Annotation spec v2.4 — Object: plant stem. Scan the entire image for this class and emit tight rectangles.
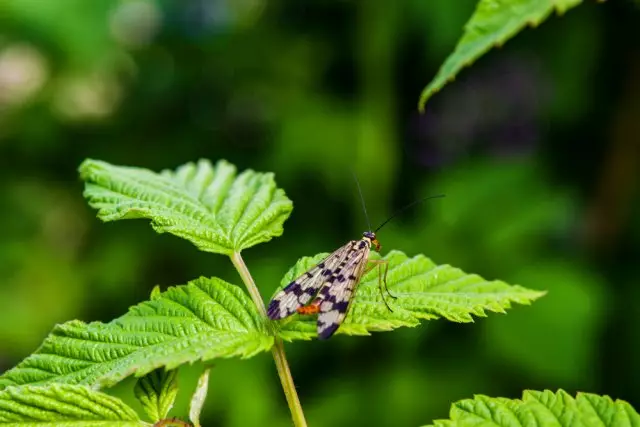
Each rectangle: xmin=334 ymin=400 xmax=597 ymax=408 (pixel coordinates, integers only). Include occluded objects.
xmin=231 ymin=252 xmax=308 ymax=427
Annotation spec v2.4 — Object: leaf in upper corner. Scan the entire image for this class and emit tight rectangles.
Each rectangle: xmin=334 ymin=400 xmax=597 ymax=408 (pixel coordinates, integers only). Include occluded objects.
xmin=423 ymin=389 xmax=640 ymax=427
xmin=0 ymin=383 xmax=142 ymax=426
xmin=273 ymin=250 xmax=545 ymax=341
xmin=418 ymin=0 xmax=586 ymax=111
xmin=79 ymin=159 xmax=293 ymax=255
xmin=189 ymin=368 xmax=210 ymax=427
xmin=0 ymin=277 xmax=273 ymax=390
xmin=134 ymin=368 xmax=178 ymax=423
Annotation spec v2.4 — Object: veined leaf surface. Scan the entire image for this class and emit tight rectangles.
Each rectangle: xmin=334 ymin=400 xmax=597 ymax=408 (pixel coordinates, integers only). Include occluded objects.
xmin=134 ymin=368 xmax=178 ymax=423
xmin=80 ymin=159 xmax=293 ymax=255
xmin=0 ymin=278 xmax=273 ymax=389
xmin=274 ymin=250 xmax=545 ymax=340
xmin=0 ymin=384 xmax=141 ymax=426
xmin=424 ymin=389 xmax=640 ymax=427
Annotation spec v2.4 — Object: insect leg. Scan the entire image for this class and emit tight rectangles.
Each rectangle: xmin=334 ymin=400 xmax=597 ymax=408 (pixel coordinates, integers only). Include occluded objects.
xmin=381 ymin=259 xmax=395 ymax=299
xmin=367 ymin=259 xmax=395 ymax=298
xmin=367 ymin=259 xmax=394 ymax=312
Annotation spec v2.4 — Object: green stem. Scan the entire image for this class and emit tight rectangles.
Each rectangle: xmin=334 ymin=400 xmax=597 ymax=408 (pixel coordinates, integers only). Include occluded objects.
xmin=230 ymin=252 xmax=308 ymax=427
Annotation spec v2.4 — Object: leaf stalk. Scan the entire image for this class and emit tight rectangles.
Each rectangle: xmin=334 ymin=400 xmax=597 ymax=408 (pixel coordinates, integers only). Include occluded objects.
xmin=230 ymin=252 xmax=308 ymax=427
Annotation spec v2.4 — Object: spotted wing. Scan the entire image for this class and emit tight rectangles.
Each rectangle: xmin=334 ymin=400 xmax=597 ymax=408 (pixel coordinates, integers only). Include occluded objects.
xmin=315 ymin=239 xmax=371 ymax=339
xmin=266 ymin=241 xmax=357 ymax=320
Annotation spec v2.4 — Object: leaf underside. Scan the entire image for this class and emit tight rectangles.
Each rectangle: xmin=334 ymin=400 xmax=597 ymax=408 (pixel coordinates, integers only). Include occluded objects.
xmin=134 ymin=368 xmax=178 ymax=423
xmin=0 ymin=384 xmax=141 ymax=426
xmin=79 ymin=158 xmax=293 ymax=255
xmin=424 ymin=389 xmax=640 ymax=427
xmin=189 ymin=368 xmax=211 ymax=427
xmin=419 ymin=0 xmax=584 ymax=110
xmin=0 ymin=278 xmax=273 ymax=390
xmin=273 ymin=250 xmax=545 ymax=341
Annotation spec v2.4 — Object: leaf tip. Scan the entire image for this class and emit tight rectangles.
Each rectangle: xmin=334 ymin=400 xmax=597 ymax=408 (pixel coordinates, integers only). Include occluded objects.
xmin=418 ymin=88 xmax=432 ymax=112
xmin=78 ymin=158 xmax=99 ymax=179
xmin=150 ymin=285 xmax=162 ymax=299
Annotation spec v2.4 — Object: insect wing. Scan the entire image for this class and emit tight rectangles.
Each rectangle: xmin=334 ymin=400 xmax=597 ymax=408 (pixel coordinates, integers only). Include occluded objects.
xmin=315 ymin=240 xmax=371 ymax=339
xmin=266 ymin=241 xmax=356 ymax=320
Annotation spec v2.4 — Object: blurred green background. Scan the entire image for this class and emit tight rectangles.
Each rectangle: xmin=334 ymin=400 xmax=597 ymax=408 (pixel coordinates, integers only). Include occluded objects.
xmin=1 ymin=0 xmax=639 ymax=425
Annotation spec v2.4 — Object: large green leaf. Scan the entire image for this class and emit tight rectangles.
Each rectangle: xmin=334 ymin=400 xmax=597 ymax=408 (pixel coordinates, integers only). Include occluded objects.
xmin=0 ymin=278 xmax=273 ymax=390
xmin=134 ymin=368 xmax=178 ymax=423
xmin=79 ymin=159 xmax=293 ymax=255
xmin=418 ymin=0 xmax=584 ymax=110
xmin=273 ymin=250 xmax=545 ymax=341
xmin=0 ymin=384 xmax=142 ymax=426
xmin=424 ymin=389 xmax=640 ymax=427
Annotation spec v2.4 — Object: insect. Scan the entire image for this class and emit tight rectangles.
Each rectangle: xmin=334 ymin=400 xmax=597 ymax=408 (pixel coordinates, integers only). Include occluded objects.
xmin=267 ymin=178 xmax=444 ymax=340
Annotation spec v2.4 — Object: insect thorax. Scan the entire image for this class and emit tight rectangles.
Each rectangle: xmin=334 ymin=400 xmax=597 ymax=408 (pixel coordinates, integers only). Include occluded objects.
xmin=361 ymin=231 xmax=380 ymax=251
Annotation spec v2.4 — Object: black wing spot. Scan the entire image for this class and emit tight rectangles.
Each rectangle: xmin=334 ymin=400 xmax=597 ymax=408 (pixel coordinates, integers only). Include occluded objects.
xmin=288 ymin=282 xmax=304 ymax=296
xmin=267 ymin=300 xmax=281 ymax=319
xmin=318 ymin=322 xmax=340 ymax=340
xmin=333 ymin=301 xmax=349 ymax=313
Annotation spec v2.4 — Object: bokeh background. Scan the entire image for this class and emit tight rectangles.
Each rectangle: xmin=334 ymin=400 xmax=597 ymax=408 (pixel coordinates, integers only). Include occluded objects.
xmin=1 ymin=0 xmax=639 ymax=425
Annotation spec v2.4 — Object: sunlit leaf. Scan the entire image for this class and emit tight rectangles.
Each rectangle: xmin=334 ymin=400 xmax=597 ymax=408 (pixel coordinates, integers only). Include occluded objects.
xmin=419 ymin=0 xmax=585 ymax=110
xmin=0 ymin=384 xmax=141 ymax=426
xmin=273 ymin=250 xmax=545 ymax=340
xmin=423 ymin=389 xmax=640 ymax=427
xmin=79 ymin=158 xmax=293 ymax=255
xmin=0 ymin=278 xmax=273 ymax=390
xmin=134 ymin=368 xmax=178 ymax=423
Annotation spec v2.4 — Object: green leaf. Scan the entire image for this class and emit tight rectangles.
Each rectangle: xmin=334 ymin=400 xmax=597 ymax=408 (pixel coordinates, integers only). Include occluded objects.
xmin=418 ymin=0 xmax=585 ymax=110
xmin=134 ymin=368 xmax=178 ymax=423
xmin=79 ymin=158 xmax=293 ymax=255
xmin=189 ymin=368 xmax=210 ymax=427
xmin=0 ymin=278 xmax=273 ymax=390
xmin=273 ymin=250 xmax=545 ymax=341
xmin=0 ymin=384 xmax=142 ymax=426
xmin=423 ymin=389 xmax=640 ymax=427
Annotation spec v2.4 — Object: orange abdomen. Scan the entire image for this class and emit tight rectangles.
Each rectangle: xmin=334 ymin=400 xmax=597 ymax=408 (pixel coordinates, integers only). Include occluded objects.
xmin=297 ymin=302 xmax=321 ymax=315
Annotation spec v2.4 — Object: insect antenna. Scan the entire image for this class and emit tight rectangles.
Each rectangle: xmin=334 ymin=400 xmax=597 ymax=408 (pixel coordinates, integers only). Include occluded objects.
xmin=352 ymin=171 xmax=373 ymax=232
xmin=374 ymin=194 xmax=446 ymax=232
